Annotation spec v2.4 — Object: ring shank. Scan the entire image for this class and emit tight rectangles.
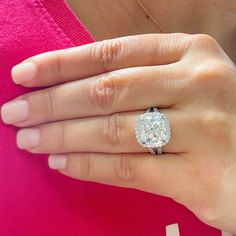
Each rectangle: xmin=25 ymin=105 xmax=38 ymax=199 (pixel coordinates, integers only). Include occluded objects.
xmin=148 ymin=147 xmax=162 ymax=155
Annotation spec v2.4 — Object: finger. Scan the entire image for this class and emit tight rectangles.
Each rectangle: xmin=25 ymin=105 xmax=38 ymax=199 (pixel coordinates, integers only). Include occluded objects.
xmin=16 ymin=110 xmax=189 ymax=154
xmin=2 ymin=65 xmax=187 ymax=127
xmin=48 ymin=152 xmax=188 ymax=200
xmin=12 ymin=33 xmax=192 ymax=87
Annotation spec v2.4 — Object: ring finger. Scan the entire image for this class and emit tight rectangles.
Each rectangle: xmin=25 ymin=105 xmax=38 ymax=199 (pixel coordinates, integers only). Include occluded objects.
xmin=16 ymin=109 xmax=189 ymax=154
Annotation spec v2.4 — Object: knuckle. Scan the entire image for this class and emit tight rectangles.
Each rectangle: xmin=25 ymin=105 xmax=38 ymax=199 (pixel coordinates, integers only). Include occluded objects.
xmin=57 ymin=122 xmax=67 ymax=150
xmin=191 ymin=61 xmax=235 ymax=96
xmin=192 ymin=34 xmax=219 ymax=49
xmin=195 ymin=110 xmax=224 ymax=130
xmin=193 ymin=61 xmax=233 ymax=81
xmin=114 ymin=155 xmax=136 ymax=183
xmin=49 ymin=52 xmax=64 ymax=81
xmin=96 ymin=39 xmax=124 ymax=71
xmin=78 ymin=153 xmax=92 ymax=180
xmin=101 ymin=113 xmax=124 ymax=146
xmin=55 ymin=53 xmax=63 ymax=78
xmin=194 ymin=110 xmax=233 ymax=150
xmin=43 ymin=89 xmax=57 ymax=119
xmin=193 ymin=199 xmax=222 ymax=223
xmin=88 ymin=73 xmax=117 ymax=114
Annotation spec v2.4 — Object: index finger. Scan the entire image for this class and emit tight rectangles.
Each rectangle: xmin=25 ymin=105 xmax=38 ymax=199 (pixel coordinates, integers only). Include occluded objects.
xmin=12 ymin=33 xmax=192 ymax=87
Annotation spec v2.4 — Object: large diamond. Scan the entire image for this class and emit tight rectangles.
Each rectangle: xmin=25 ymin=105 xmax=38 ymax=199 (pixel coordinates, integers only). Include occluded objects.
xmin=135 ymin=111 xmax=171 ymax=148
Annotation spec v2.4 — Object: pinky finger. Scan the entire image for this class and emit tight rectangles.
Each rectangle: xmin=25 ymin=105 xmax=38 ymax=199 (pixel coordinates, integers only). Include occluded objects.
xmin=48 ymin=152 xmax=188 ymax=199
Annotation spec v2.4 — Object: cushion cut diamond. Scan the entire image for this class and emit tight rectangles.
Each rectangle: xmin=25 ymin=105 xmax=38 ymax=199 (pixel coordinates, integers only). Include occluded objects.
xmin=135 ymin=111 xmax=171 ymax=148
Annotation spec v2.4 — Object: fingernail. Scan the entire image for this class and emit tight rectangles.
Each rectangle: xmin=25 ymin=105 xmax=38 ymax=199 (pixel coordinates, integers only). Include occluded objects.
xmin=12 ymin=62 xmax=37 ymax=84
xmin=17 ymin=128 xmax=40 ymax=149
xmin=1 ymin=100 xmax=29 ymax=124
xmin=48 ymin=155 xmax=68 ymax=170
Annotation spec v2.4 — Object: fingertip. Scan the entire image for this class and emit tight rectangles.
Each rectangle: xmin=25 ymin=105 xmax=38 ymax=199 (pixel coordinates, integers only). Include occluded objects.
xmin=1 ymin=99 xmax=29 ymax=125
xmin=12 ymin=62 xmax=37 ymax=85
xmin=48 ymin=154 xmax=68 ymax=170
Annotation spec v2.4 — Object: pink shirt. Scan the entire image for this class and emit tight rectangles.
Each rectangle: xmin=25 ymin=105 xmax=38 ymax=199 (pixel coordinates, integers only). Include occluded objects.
xmin=0 ymin=0 xmax=222 ymax=235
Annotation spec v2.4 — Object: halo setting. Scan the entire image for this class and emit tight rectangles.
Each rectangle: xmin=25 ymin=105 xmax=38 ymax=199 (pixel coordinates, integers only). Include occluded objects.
xmin=135 ymin=111 xmax=171 ymax=149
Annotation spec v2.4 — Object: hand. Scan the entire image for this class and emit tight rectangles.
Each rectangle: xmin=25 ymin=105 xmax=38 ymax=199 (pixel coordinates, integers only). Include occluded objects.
xmin=1 ymin=33 xmax=236 ymax=233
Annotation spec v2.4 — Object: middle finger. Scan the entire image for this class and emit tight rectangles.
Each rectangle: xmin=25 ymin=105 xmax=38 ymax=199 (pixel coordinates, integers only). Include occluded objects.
xmin=1 ymin=65 xmax=187 ymax=127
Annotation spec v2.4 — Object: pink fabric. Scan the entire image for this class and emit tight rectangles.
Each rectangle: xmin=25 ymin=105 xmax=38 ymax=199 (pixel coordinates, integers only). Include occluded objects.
xmin=0 ymin=0 xmax=221 ymax=235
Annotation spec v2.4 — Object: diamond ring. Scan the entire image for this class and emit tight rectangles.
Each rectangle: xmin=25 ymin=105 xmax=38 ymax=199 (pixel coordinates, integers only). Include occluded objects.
xmin=135 ymin=107 xmax=171 ymax=155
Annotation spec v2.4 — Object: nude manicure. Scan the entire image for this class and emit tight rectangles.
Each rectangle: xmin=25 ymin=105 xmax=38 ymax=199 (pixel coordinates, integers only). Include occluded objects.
xmin=17 ymin=128 xmax=40 ymax=149
xmin=48 ymin=155 xmax=68 ymax=170
xmin=1 ymin=100 xmax=29 ymax=124
xmin=12 ymin=62 xmax=37 ymax=84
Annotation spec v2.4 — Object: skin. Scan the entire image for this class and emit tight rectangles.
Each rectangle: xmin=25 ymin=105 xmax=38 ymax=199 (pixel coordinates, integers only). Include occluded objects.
xmin=1 ymin=1 xmax=236 ymax=234
xmin=66 ymin=0 xmax=236 ymax=63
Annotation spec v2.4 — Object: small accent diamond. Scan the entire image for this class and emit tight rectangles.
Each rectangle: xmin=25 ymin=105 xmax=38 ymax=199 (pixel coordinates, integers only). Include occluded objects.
xmin=135 ymin=111 xmax=171 ymax=148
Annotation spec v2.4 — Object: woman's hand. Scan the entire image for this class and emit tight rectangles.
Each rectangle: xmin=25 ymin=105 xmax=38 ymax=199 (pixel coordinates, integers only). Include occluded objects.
xmin=1 ymin=33 xmax=236 ymax=233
